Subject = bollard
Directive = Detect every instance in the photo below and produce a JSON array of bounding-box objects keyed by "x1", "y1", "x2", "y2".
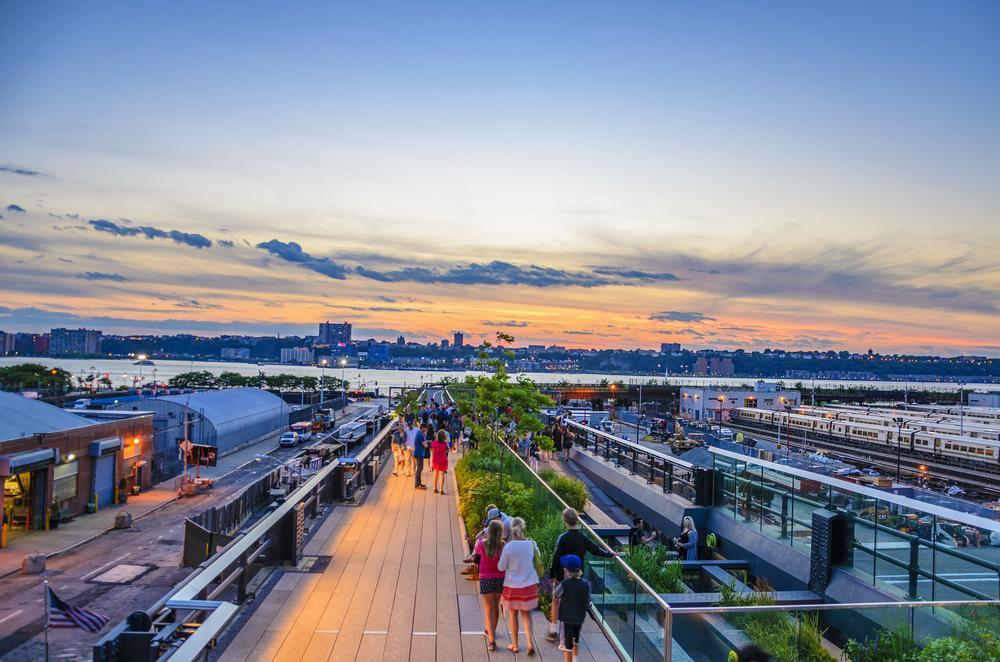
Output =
[{"x1": 23, "y1": 552, "x2": 46, "y2": 575}]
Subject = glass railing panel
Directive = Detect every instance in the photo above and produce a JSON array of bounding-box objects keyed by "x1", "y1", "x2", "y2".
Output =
[
  {"x1": 932, "y1": 514, "x2": 1000, "y2": 601},
  {"x1": 667, "y1": 601, "x2": 1000, "y2": 662}
]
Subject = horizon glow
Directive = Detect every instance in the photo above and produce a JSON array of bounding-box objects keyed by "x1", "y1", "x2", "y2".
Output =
[{"x1": 1, "y1": 2, "x2": 998, "y2": 356}]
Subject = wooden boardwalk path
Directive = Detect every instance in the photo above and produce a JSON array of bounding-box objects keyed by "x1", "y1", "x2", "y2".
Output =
[{"x1": 219, "y1": 461, "x2": 618, "y2": 662}]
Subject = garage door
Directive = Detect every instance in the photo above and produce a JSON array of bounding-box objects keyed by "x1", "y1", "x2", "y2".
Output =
[{"x1": 94, "y1": 454, "x2": 115, "y2": 509}]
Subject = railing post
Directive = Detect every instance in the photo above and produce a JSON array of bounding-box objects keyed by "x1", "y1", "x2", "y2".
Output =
[
  {"x1": 666, "y1": 463, "x2": 674, "y2": 494},
  {"x1": 663, "y1": 604, "x2": 672, "y2": 662},
  {"x1": 236, "y1": 552, "x2": 248, "y2": 603},
  {"x1": 781, "y1": 493, "x2": 790, "y2": 538},
  {"x1": 908, "y1": 538, "x2": 920, "y2": 599},
  {"x1": 630, "y1": 447, "x2": 636, "y2": 475},
  {"x1": 647, "y1": 456, "x2": 656, "y2": 485}
]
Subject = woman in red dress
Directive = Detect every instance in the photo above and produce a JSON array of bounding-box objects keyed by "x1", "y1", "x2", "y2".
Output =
[{"x1": 430, "y1": 429, "x2": 450, "y2": 494}]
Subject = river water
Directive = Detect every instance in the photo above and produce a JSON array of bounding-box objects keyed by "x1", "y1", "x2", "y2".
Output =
[{"x1": 0, "y1": 357, "x2": 991, "y2": 393}]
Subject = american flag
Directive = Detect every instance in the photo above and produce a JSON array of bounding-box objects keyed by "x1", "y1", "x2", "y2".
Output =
[{"x1": 45, "y1": 585, "x2": 109, "y2": 634}]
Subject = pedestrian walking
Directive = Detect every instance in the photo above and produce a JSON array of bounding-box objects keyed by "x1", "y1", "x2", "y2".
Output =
[
  {"x1": 471, "y1": 520, "x2": 505, "y2": 651},
  {"x1": 546, "y1": 508, "x2": 615, "y2": 642},
  {"x1": 497, "y1": 517, "x2": 541, "y2": 655},
  {"x1": 404, "y1": 419, "x2": 419, "y2": 476},
  {"x1": 413, "y1": 423, "x2": 429, "y2": 489},
  {"x1": 554, "y1": 554, "x2": 590, "y2": 661},
  {"x1": 431, "y1": 429, "x2": 449, "y2": 494},
  {"x1": 391, "y1": 414, "x2": 407, "y2": 476}
]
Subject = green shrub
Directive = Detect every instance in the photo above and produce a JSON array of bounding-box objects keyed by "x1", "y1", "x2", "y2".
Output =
[
  {"x1": 536, "y1": 468, "x2": 589, "y2": 512},
  {"x1": 537, "y1": 434, "x2": 556, "y2": 452},
  {"x1": 719, "y1": 580, "x2": 834, "y2": 662},
  {"x1": 618, "y1": 545, "x2": 684, "y2": 593}
]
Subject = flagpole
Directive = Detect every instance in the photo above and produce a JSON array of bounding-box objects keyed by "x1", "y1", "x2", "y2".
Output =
[{"x1": 43, "y1": 580, "x2": 50, "y2": 662}]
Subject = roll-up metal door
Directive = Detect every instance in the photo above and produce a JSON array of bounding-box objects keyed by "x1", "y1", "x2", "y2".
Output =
[{"x1": 94, "y1": 454, "x2": 115, "y2": 509}]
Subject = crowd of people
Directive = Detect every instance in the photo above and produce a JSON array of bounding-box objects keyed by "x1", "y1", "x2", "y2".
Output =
[
  {"x1": 389, "y1": 401, "x2": 468, "y2": 492},
  {"x1": 463, "y1": 505, "x2": 610, "y2": 659},
  {"x1": 390, "y1": 400, "x2": 705, "y2": 658}
]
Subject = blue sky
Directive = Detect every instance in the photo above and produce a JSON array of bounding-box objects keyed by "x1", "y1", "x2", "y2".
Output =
[{"x1": 1, "y1": 2, "x2": 998, "y2": 354}]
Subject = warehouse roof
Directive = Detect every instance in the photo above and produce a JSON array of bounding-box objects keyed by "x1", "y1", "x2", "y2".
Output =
[
  {"x1": 152, "y1": 388, "x2": 288, "y2": 424},
  {"x1": 0, "y1": 391, "x2": 93, "y2": 442}
]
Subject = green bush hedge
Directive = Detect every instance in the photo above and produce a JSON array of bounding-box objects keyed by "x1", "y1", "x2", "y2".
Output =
[{"x1": 537, "y1": 468, "x2": 589, "y2": 513}]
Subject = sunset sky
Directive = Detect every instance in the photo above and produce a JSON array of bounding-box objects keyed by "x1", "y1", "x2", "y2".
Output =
[{"x1": 1, "y1": 2, "x2": 998, "y2": 355}]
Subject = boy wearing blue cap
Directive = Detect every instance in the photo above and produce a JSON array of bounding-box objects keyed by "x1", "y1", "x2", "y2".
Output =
[{"x1": 553, "y1": 554, "x2": 590, "y2": 660}]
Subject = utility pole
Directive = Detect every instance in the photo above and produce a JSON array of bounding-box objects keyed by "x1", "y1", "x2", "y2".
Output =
[{"x1": 958, "y1": 382, "x2": 965, "y2": 435}]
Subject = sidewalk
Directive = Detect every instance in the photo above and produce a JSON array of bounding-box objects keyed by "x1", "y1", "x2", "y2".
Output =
[
  {"x1": 0, "y1": 433, "x2": 280, "y2": 578},
  {"x1": 0, "y1": 483, "x2": 178, "y2": 577}
]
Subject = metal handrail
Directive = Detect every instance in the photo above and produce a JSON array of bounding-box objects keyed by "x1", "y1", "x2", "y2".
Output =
[
  {"x1": 499, "y1": 439, "x2": 671, "y2": 611},
  {"x1": 562, "y1": 417, "x2": 695, "y2": 470},
  {"x1": 98, "y1": 409, "x2": 400, "y2": 661},
  {"x1": 709, "y1": 446, "x2": 1000, "y2": 532},
  {"x1": 668, "y1": 598, "x2": 1000, "y2": 614}
]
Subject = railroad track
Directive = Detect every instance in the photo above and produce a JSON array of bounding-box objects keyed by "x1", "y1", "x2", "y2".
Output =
[{"x1": 721, "y1": 420, "x2": 1000, "y2": 497}]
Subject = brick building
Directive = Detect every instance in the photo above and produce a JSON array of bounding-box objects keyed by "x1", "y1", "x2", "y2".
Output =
[{"x1": 0, "y1": 393, "x2": 152, "y2": 537}]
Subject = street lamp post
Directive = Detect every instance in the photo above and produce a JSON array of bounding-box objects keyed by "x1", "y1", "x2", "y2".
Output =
[
  {"x1": 635, "y1": 382, "x2": 643, "y2": 443},
  {"x1": 320, "y1": 359, "x2": 328, "y2": 405},
  {"x1": 893, "y1": 417, "x2": 905, "y2": 483},
  {"x1": 717, "y1": 396, "x2": 725, "y2": 434},
  {"x1": 137, "y1": 355, "x2": 146, "y2": 397},
  {"x1": 340, "y1": 358, "x2": 347, "y2": 403},
  {"x1": 958, "y1": 382, "x2": 965, "y2": 435}
]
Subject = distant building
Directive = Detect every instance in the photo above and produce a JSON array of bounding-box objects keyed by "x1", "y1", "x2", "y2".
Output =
[
  {"x1": 13, "y1": 333, "x2": 35, "y2": 355},
  {"x1": 679, "y1": 381, "x2": 800, "y2": 422},
  {"x1": 280, "y1": 347, "x2": 314, "y2": 364},
  {"x1": 0, "y1": 331, "x2": 13, "y2": 354},
  {"x1": 397, "y1": 335, "x2": 406, "y2": 346},
  {"x1": 527, "y1": 345, "x2": 546, "y2": 352},
  {"x1": 50, "y1": 328, "x2": 102, "y2": 356},
  {"x1": 660, "y1": 342, "x2": 681, "y2": 354},
  {"x1": 969, "y1": 392, "x2": 1000, "y2": 408},
  {"x1": 453, "y1": 332, "x2": 464, "y2": 348},
  {"x1": 318, "y1": 321, "x2": 351, "y2": 348},
  {"x1": 33, "y1": 334, "x2": 49, "y2": 355},
  {"x1": 441, "y1": 339, "x2": 449, "y2": 349},
  {"x1": 367, "y1": 344, "x2": 391, "y2": 365},
  {"x1": 111, "y1": 388, "x2": 289, "y2": 477},
  {"x1": 694, "y1": 356, "x2": 734, "y2": 376},
  {"x1": 221, "y1": 347, "x2": 251, "y2": 360}
]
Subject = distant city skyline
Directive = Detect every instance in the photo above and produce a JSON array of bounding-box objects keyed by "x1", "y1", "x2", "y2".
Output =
[{"x1": 2, "y1": 2, "x2": 998, "y2": 356}]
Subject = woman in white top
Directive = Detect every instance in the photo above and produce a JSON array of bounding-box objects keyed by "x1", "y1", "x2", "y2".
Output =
[{"x1": 497, "y1": 517, "x2": 539, "y2": 655}]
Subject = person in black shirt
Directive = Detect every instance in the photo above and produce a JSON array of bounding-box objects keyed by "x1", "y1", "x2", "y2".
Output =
[
  {"x1": 546, "y1": 507, "x2": 615, "y2": 641},
  {"x1": 628, "y1": 516, "x2": 658, "y2": 547}
]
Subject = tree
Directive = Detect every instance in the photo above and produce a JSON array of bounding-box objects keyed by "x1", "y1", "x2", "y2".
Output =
[
  {"x1": 216, "y1": 371, "x2": 250, "y2": 388},
  {"x1": 98, "y1": 375, "x2": 112, "y2": 391},
  {"x1": 299, "y1": 376, "x2": 319, "y2": 392},
  {"x1": 0, "y1": 364, "x2": 72, "y2": 392},
  {"x1": 451, "y1": 332, "x2": 554, "y2": 443},
  {"x1": 168, "y1": 371, "x2": 216, "y2": 389},
  {"x1": 319, "y1": 375, "x2": 347, "y2": 393}
]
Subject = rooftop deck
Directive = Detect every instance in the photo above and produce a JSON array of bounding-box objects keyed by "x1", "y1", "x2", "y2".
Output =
[{"x1": 218, "y1": 463, "x2": 617, "y2": 662}]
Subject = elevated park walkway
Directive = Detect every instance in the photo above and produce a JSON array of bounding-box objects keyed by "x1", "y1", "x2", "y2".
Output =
[{"x1": 91, "y1": 394, "x2": 999, "y2": 662}]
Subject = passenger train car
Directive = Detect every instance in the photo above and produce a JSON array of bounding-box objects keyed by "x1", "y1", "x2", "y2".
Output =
[{"x1": 730, "y1": 407, "x2": 1000, "y2": 467}]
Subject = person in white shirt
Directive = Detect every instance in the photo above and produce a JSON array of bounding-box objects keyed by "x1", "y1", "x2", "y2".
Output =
[
  {"x1": 403, "y1": 420, "x2": 419, "y2": 476},
  {"x1": 497, "y1": 517, "x2": 540, "y2": 655}
]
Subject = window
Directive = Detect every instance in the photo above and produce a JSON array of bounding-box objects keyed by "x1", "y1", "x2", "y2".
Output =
[{"x1": 53, "y1": 460, "x2": 79, "y2": 503}]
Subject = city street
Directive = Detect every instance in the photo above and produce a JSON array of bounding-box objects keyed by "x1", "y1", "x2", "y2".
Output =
[{"x1": 0, "y1": 401, "x2": 382, "y2": 661}]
